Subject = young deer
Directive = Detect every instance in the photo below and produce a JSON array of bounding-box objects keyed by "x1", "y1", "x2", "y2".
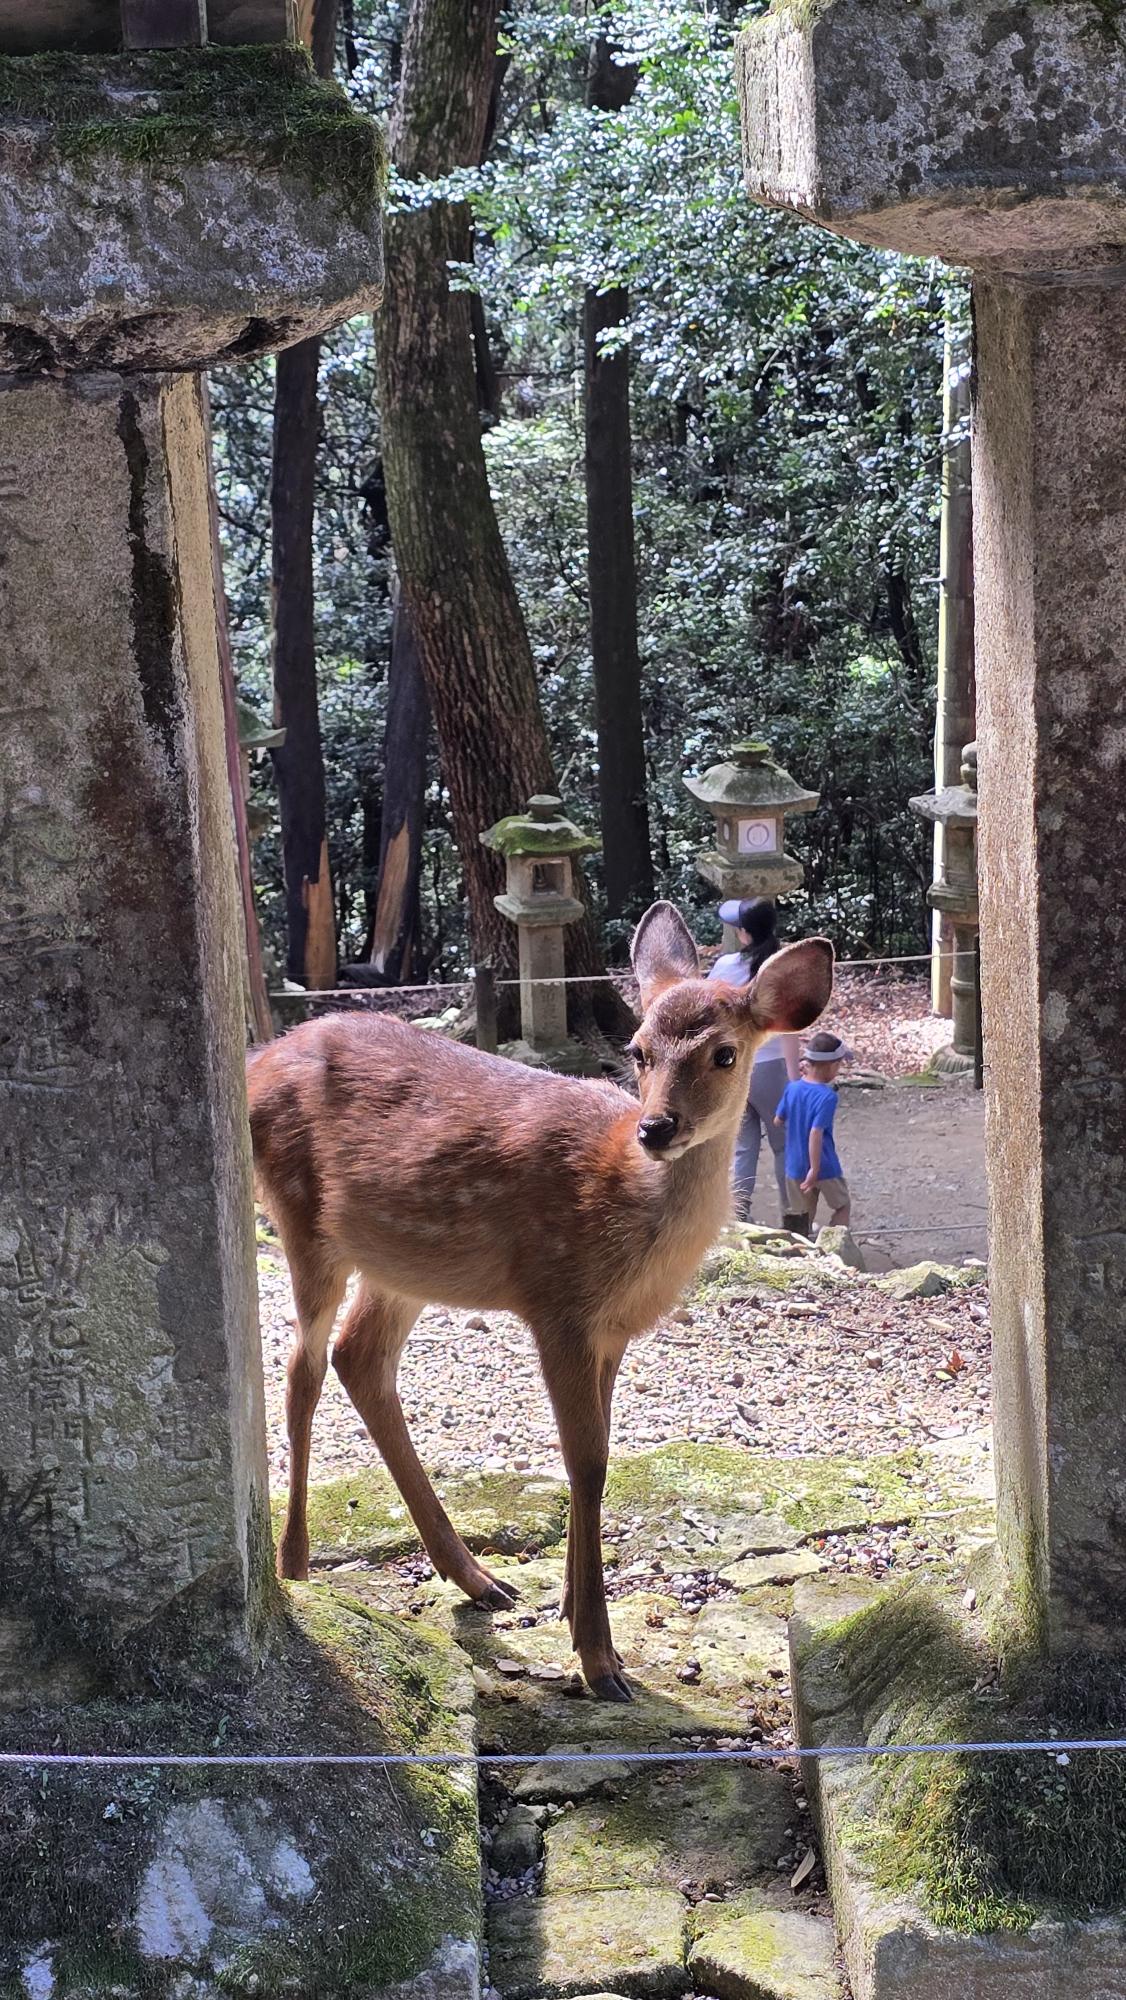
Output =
[{"x1": 248, "y1": 903, "x2": 832, "y2": 1700}]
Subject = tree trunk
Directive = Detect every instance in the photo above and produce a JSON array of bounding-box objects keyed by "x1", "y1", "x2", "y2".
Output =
[
  {"x1": 377, "y1": 0, "x2": 630, "y2": 1034},
  {"x1": 584, "y1": 33, "x2": 653, "y2": 927},
  {"x1": 369, "y1": 590, "x2": 429, "y2": 981},
  {"x1": 268, "y1": 0, "x2": 339, "y2": 989}
]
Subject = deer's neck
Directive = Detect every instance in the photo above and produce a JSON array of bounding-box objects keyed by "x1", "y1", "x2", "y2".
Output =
[{"x1": 600, "y1": 1119, "x2": 739, "y2": 1340}]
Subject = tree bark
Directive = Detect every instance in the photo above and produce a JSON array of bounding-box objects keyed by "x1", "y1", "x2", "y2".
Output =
[
  {"x1": 377, "y1": 0, "x2": 630, "y2": 1032},
  {"x1": 584, "y1": 33, "x2": 653, "y2": 927},
  {"x1": 369, "y1": 590, "x2": 429, "y2": 981},
  {"x1": 268, "y1": 0, "x2": 339, "y2": 989}
]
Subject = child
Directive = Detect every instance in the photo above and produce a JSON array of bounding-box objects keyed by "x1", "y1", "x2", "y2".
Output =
[{"x1": 774, "y1": 1030, "x2": 853, "y2": 1232}]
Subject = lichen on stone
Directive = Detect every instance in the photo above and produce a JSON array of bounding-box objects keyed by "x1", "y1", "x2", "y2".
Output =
[
  {"x1": 804, "y1": 1577, "x2": 1126, "y2": 1932},
  {"x1": 0, "y1": 45, "x2": 385, "y2": 217}
]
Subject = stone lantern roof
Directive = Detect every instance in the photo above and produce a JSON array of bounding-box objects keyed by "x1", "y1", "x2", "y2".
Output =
[
  {"x1": 236, "y1": 696, "x2": 285, "y2": 753},
  {"x1": 684, "y1": 740, "x2": 819, "y2": 816},
  {"x1": 480, "y1": 794, "x2": 599, "y2": 860}
]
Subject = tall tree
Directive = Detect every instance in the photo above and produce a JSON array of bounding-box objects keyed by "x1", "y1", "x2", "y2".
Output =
[
  {"x1": 584, "y1": 32, "x2": 653, "y2": 926},
  {"x1": 377, "y1": 0, "x2": 628, "y2": 1028},
  {"x1": 269, "y1": 0, "x2": 340, "y2": 988},
  {"x1": 368, "y1": 588, "x2": 429, "y2": 981}
]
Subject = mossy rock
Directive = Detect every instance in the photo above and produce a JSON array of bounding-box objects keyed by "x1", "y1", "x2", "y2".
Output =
[
  {"x1": 687, "y1": 1897, "x2": 840, "y2": 1999},
  {"x1": 488, "y1": 1886, "x2": 688, "y2": 1998},
  {"x1": 291, "y1": 1467, "x2": 569, "y2": 1567},
  {"x1": 543, "y1": 1763, "x2": 795, "y2": 1895},
  {"x1": 0, "y1": 46, "x2": 384, "y2": 213},
  {"x1": 792, "y1": 1571, "x2": 1126, "y2": 1934},
  {"x1": 0, "y1": 1584, "x2": 480, "y2": 1996},
  {"x1": 605, "y1": 1443, "x2": 930, "y2": 1550}
]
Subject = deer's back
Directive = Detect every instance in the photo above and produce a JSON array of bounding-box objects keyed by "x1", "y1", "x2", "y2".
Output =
[{"x1": 247, "y1": 1011, "x2": 649, "y2": 1320}]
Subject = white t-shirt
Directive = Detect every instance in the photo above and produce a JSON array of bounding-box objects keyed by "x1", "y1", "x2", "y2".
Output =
[{"x1": 707, "y1": 950, "x2": 787, "y2": 1066}]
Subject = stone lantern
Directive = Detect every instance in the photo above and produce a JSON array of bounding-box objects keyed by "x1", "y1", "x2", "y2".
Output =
[
  {"x1": 910, "y1": 742, "x2": 978, "y2": 1071},
  {"x1": 480, "y1": 795, "x2": 598, "y2": 1054},
  {"x1": 235, "y1": 695, "x2": 285, "y2": 839},
  {"x1": 684, "y1": 740, "x2": 819, "y2": 947}
]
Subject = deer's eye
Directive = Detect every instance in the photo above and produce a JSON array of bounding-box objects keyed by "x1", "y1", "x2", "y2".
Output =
[
  {"x1": 714, "y1": 1045, "x2": 738, "y2": 1069},
  {"x1": 627, "y1": 1043, "x2": 645, "y2": 1067}
]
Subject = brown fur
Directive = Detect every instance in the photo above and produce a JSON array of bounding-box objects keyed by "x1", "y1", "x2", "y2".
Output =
[{"x1": 248, "y1": 902, "x2": 833, "y2": 1699}]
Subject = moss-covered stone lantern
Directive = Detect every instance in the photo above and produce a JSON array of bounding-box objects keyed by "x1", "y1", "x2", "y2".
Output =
[
  {"x1": 480, "y1": 795, "x2": 598, "y2": 1053},
  {"x1": 235, "y1": 695, "x2": 285, "y2": 839},
  {"x1": 684, "y1": 740, "x2": 819, "y2": 946}
]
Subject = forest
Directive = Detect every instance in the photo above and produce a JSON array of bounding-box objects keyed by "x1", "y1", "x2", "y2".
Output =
[{"x1": 210, "y1": 0, "x2": 968, "y2": 995}]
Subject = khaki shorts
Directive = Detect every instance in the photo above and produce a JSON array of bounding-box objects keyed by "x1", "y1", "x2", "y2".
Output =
[{"x1": 785, "y1": 1175, "x2": 849, "y2": 1217}]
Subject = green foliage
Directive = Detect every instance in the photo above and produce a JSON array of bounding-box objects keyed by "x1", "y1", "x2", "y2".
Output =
[{"x1": 212, "y1": 0, "x2": 964, "y2": 976}]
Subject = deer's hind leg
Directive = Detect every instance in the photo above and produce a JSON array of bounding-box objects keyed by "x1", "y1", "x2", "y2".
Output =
[
  {"x1": 276, "y1": 1239, "x2": 349, "y2": 1582},
  {"x1": 333, "y1": 1278, "x2": 518, "y2": 1609}
]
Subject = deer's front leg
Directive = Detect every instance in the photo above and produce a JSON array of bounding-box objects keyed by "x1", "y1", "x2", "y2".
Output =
[{"x1": 541, "y1": 1337, "x2": 630, "y2": 1702}]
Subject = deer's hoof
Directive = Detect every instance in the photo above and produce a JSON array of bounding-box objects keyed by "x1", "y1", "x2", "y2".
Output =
[
  {"x1": 588, "y1": 1669, "x2": 633, "y2": 1703},
  {"x1": 472, "y1": 1572, "x2": 520, "y2": 1611},
  {"x1": 277, "y1": 1538, "x2": 310, "y2": 1582}
]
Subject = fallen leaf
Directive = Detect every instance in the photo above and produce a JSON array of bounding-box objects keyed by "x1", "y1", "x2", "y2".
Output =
[{"x1": 790, "y1": 1849, "x2": 816, "y2": 1891}]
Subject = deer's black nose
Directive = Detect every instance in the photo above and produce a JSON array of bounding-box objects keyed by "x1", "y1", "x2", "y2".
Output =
[{"x1": 637, "y1": 1113, "x2": 680, "y2": 1152}]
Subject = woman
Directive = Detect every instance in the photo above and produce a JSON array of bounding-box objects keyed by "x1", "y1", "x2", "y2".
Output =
[{"x1": 707, "y1": 897, "x2": 801, "y2": 1222}]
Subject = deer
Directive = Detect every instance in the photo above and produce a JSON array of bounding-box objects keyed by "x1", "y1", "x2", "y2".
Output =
[{"x1": 247, "y1": 902, "x2": 833, "y2": 1701}]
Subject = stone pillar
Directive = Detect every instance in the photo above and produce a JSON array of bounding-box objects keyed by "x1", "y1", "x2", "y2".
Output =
[
  {"x1": 739, "y1": 0, "x2": 1126, "y2": 1653},
  {"x1": 0, "y1": 48, "x2": 383, "y2": 1661},
  {"x1": 0, "y1": 375, "x2": 270, "y2": 1647}
]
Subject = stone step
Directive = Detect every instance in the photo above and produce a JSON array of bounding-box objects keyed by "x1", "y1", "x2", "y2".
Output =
[{"x1": 689, "y1": 1895, "x2": 842, "y2": 2000}]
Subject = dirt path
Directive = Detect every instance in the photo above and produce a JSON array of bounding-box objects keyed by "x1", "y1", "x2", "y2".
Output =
[{"x1": 745, "y1": 1077, "x2": 987, "y2": 1271}]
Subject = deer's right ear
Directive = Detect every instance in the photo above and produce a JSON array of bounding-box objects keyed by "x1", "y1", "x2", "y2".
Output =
[{"x1": 631, "y1": 902, "x2": 700, "y2": 1011}]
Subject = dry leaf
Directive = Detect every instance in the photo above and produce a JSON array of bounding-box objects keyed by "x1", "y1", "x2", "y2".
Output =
[{"x1": 790, "y1": 1849, "x2": 816, "y2": 1892}]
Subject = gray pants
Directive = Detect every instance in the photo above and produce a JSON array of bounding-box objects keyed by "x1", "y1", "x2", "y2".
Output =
[{"x1": 733, "y1": 1057, "x2": 789, "y2": 1217}]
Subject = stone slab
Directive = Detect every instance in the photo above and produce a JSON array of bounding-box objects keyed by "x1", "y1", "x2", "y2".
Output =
[
  {"x1": 737, "y1": 0, "x2": 1126, "y2": 272},
  {"x1": 0, "y1": 372, "x2": 269, "y2": 1650},
  {"x1": 789, "y1": 1578, "x2": 1126, "y2": 1999},
  {"x1": 488, "y1": 1887, "x2": 688, "y2": 1999},
  {"x1": 542, "y1": 1764, "x2": 795, "y2": 1895},
  {"x1": 0, "y1": 47, "x2": 383, "y2": 371},
  {"x1": 688, "y1": 1899, "x2": 841, "y2": 2000}
]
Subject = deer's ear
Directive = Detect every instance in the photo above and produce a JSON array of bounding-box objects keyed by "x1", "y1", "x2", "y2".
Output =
[
  {"x1": 745, "y1": 938, "x2": 834, "y2": 1032},
  {"x1": 631, "y1": 902, "x2": 700, "y2": 1011}
]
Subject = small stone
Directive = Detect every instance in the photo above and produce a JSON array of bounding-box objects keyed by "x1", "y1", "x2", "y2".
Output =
[
  {"x1": 816, "y1": 1226, "x2": 865, "y2": 1271},
  {"x1": 467, "y1": 1314, "x2": 490, "y2": 1332},
  {"x1": 874, "y1": 1262, "x2": 954, "y2": 1301}
]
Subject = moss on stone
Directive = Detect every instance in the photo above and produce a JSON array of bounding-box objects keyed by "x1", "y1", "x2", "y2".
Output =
[
  {"x1": 0, "y1": 1583, "x2": 479, "y2": 1994},
  {"x1": 293, "y1": 1466, "x2": 569, "y2": 1565},
  {"x1": 807, "y1": 1579, "x2": 1126, "y2": 1932},
  {"x1": 0, "y1": 46, "x2": 385, "y2": 216},
  {"x1": 605, "y1": 1442, "x2": 927, "y2": 1540}
]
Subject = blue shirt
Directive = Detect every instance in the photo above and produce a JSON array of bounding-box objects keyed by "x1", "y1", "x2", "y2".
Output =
[{"x1": 776, "y1": 1080, "x2": 843, "y2": 1182}]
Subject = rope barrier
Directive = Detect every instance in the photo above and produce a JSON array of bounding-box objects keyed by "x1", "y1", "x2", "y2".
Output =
[
  {"x1": 0, "y1": 1737, "x2": 1106, "y2": 1771},
  {"x1": 268, "y1": 955, "x2": 937, "y2": 1003}
]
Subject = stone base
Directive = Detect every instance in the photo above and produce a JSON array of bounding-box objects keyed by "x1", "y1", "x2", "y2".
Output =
[
  {"x1": 927, "y1": 1044, "x2": 976, "y2": 1078},
  {"x1": 0, "y1": 1584, "x2": 481, "y2": 1999},
  {"x1": 790, "y1": 1573, "x2": 1126, "y2": 2000}
]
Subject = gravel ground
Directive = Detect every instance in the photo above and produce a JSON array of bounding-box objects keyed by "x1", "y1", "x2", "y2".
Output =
[{"x1": 258, "y1": 1255, "x2": 991, "y2": 1493}]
